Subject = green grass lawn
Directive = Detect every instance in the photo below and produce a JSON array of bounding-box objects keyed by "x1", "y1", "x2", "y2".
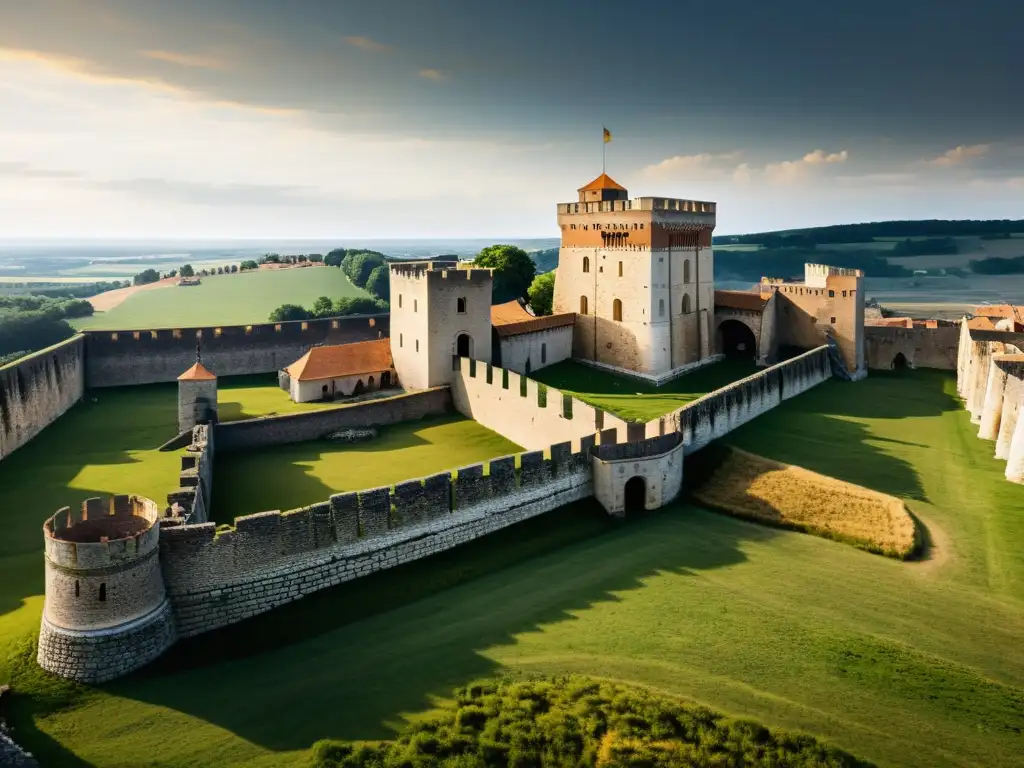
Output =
[
  {"x1": 213, "y1": 413, "x2": 524, "y2": 522},
  {"x1": 216, "y1": 374, "x2": 365, "y2": 422},
  {"x1": 531, "y1": 358, "x2": 758, "y2": 421},
  {"x1": 72, "y1": 268, "x2": 368, "y2": 331},
  {"x1": 4, "y1": 371, "x2": 1024, "y2": 768}
]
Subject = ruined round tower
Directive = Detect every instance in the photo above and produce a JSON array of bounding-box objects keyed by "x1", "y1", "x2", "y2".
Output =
[{"x1": 37, "y1": 495, "x2": 176, "y2": 683}]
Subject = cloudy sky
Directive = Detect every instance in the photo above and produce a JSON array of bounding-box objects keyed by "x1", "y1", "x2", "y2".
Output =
[{"x1": 1, "y1": 0, "x2": 1021, "y2": 238}]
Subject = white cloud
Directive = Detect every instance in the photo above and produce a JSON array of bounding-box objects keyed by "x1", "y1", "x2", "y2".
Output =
[
  {"x1": 139, "y1": 49, "x2": 227, "y2": 70},
  {"x1": 641, "y1": 151, "x2": 742, "y2": 179},
  {"x1": 967, "y1": 176, "x2": 1024, "y2": 190},
  {"x1": 343, "y1": 36, "x2": 393, "y2": 54},
  {"x1": 927, "y1": 144, "x2": 990, "y2": 167},
  {"x1": 417, "y1": 68, "x2": 447, "y2": 81},
  {"x1": 763, "y1": 149, "x2": 848, "y2": 183}
]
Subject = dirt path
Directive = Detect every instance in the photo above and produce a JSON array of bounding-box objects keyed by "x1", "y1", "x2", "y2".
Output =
[
  {"x1": 906, "y1": 511, "x2": 952, "y2": 576},
  {"x1": 86, "y1": 277, "x2": 177, "y2": 312}
]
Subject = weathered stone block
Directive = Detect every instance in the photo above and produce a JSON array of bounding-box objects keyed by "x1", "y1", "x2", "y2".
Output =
[
  {"x1": 329, "y1": 492, "x2": 359, "y2": 543},
  {"x1": 358, "y1": 487, "x2": 391, "y2": 537},
  {"x1": 488, "y1": 456, "x2": 516, "y2": 495},
  {"x1": 454, "y1": 464, "x2": 487, "y2": 509}
]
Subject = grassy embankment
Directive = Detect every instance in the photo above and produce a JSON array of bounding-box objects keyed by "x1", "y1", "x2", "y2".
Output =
[
  {"x1": 531, "y1": 358, "x2": 757, "y2": 422},
  {"x1": 71, "y1": 267, "x2": 368, "y2": 331},
  {"x1": 2, "y1": 370, "x2": 1023, "y2": 768},
  {"x1": 689, "y1": 445, "x2": 917, "y2": 558}
]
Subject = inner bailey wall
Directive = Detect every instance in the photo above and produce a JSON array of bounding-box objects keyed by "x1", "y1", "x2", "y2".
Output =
[
  {"x1": 83, "y1": 314, "x2": 389, "y2": 388},
  {"x1": 0, "y1": 336, "x2": 84, "y2": 461},
  {"x1": 166, "y1": 425, "x2": 214, "y2": 523},
  {"x1": 451, "y1": 357, "x2": 632, "y2": 451},
  {"x1": 214, "y1": 387, "x2": 451, "y2": 452},
  {"x1": 159, "y1": 443, "x2": 592, "y2": 637},
  {"x1": 864, "y1": 325, "x2": 959, "y2": 370},
  {"x1": 650, "y1": 345, "x2": 832, "y2": 454}
]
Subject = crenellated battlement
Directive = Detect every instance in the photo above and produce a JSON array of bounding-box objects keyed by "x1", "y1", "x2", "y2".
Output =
[
  {"x1": 557, "y1": 197, "x2": 716, "y2": 216},
  {"x1": 43, "y1": 495, "x2": 161, "y2": 570},
  {"x1": 389, "y1": 261, "x2": 493, "y2": 284}
]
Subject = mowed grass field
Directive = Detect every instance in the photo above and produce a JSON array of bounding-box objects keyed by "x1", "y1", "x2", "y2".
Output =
[
  {"x1": 531, "y1": 358, "x2": 757, "y2": 421},
  {"x1": 2, "y1": 371, "x2": 1023, "y2": 768},
  {"x1": 72, "y1": 267, "x2": 368, "y2": 331},
  {"x1": 213, "y1": 413, "x2": 524, "y2": 522}
]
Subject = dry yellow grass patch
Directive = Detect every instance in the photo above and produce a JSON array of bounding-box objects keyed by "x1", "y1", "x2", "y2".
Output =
[{"x1": 693, "y1": 447, "x2": 918, "y2": 558}]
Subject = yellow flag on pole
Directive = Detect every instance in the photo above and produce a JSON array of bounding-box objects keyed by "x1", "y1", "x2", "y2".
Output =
[{"x1": 603, "y1": 126, "x2": 612, "y2": 143}]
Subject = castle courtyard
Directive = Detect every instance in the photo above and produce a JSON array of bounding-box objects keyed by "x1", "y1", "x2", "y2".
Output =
[{"x1": 3, "y1": 369, "x2": 1022, "y2": 767}]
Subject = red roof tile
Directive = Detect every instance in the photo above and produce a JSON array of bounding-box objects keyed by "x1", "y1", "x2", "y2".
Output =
[
  {"x1": 494, "y1": 313, "x2": 576, "y2": 339},
  {"x1": 578, "y1": 173, "x2": 626, "y2": 192},
  {"x1": 490, "y1": 300, "x2": 535, "y2": 326},
  {"x1": 178, "y1": 362, "x2": 217, "y2": 381},
  {"x1": 286, "y1": 339, "x2": 393, "y2": 382}
]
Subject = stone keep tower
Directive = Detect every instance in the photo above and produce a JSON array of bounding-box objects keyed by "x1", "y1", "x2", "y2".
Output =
[
  {"x1": 552, "y1": 174, "x2": 717, "y2": 377},
  {"x1": 37, "y1": 495, "x2": 176, "y2": 683},
  {"x1": 389, "y1": 262, "x2": 494, "y2": 390},
  {"x1": 177, "y1": 345, "x2": 217, "y2": 433}
]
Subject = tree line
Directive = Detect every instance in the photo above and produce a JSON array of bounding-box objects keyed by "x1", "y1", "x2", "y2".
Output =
[
  {"x1": 717, "y1": 219, "x2": 1024, "y2": 246},
  {"x1": 0, "y1": 294, "x2": 99, "y2": 365}
]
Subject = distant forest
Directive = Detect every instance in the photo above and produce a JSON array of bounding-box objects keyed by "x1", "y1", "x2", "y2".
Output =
[
  {"x1": 714, "y1": 248, "x2": 910, "y2": 281},
  {"x1": 715, "y1": 218, "x2": 1024, "y2": 246}
]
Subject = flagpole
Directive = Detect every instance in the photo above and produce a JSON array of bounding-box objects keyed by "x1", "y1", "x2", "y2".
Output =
[{"x1": 602, "y1": 128, "x2": 606, "y2": 175}]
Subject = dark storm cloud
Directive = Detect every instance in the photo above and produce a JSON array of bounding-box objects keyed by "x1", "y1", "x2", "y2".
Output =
[{"x1": 2, "y1": 0, "x2": 1021, "y2": 149}]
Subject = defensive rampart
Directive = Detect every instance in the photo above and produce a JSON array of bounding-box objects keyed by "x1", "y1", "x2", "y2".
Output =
[
  {"x1": 451, "y1": 357, "x2": 634, "y2": 451},
  {"x1": 0, "y1": 336, "x2": 85, "y2": 461},
  {"x1": 650, "y1": 345, "x2": 832, "y2": 453},
  {"x1": 159, "y1": 441, "x2": 593, "y2": 637},
  {"x1": 214, "y1": 388, "x2": 451, "y2": 452},
  {"x1": 83, "y1": 314, "x2": 389, "y2": 388},
  {"x1": 166, "y1": 425, "x2": 214, "y2": 523},
  {"x1": 865, "y1": 325, "x2": 959, "y2": 370}
]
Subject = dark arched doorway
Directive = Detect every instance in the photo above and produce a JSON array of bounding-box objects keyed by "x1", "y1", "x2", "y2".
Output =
[
  {"x1": 352, "y1": 379, "x2": 365, "y2": 396},
  {"x1": 717, "y1": 320, "x2": 757, "y2": 359},
  {"x1": 624, "y1": 476, "x2": 646, "y2": 514},
  {"x1": 891, "y1": 352, "x2": 909, "y2": 371},
  {"x1": 456, "y1": 333, "x2": 472, "y2": 358}
]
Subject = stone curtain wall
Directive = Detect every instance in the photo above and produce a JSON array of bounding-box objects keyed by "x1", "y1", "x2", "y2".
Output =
[
  {"x1": 956, "y1": 322, "x2": 1024, "y2": 483},
  {"x1": 166, "y1": 425, "x2": 214, "y2": 523},
  {"x1": 83, "y1": 314, "x2": 389, "y2": 388},
  {"x1": 0, "y1": 728, "x2": 39, "y2": 767},
  {"x1": 648, "y1": 345, "x2": 832, "y2": 454},
  {"x1": 451, "y1": 357, "x2": 632, "y2": 451},
  {"x1": 0, "y1": 336, "x2": 85, "y2": 461},
  {"x1": 159, "y1": 442, "x2": 593, "y2": 637},
  {"x1": 864, "y1": 326, "x2": 959, "y2": 370},
  {"x1": 214, "y1": 388, "x2": 451, "y2": 452},
  {"x1": 592, "y1": 432, "x2": 686, "y2": 515}
]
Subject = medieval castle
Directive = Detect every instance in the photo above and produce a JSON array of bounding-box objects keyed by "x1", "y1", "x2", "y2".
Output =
[{"x1": 0, "y1": 173, "x2": 1005, "y2": 687}]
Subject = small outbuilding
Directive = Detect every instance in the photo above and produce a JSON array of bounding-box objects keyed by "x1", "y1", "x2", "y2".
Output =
[{"x1": 283, "y1": 338, "x2": 396, "y2": 403}]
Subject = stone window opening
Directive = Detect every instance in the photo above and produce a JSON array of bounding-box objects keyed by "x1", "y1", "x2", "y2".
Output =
[
  {"x1": 99, "y1": 583, "x2": 106, "y2": 602},
  {"x1": 75, "y1": 580, "x2": 80, "y2": 598},
  {"x1": 416, "y1": 339, "x2": 420, "y2": 352},
  {"x1": 613, "y1": 298, "x2": 623, "y2": 322},
  {"x1": 457, "y1": 297, "x2": 467, "y2": 314},
  {"x1": 583, "y1": 256, "x2": 590, "y2": 273},
  {"x1": 829, "y1": 290, "x2": 835, "y2": 298},
  {"x1": 398, "y1": 294, "x2": 402, "y2": 308},
  {"x1": 842, "y1": 290, "x2": 847, "y2": 298},
  {"x1": 618, "y1": 261, "x2": 623, "y2": 277},
  {"x1": 682, "y1": 294, "x2": 691, "y2": 314},
  {"x1": 830, "y1": 317, "x2": 836, "y2": 324},
  {"x1": 659, "y1": 298, "x2": 665, "y2": 317},
  {"x1": 414, "y1": 299, "x2": 418, "y2": 312},
  {"x1": 683, "y1": 259, "x2": 691, "y2": 284},
  {"x1": 580, "y1": 296, "x2": 589, "y2": 315},
  {"x1": 541, "y1": 343, "x2": 547, "y2": 364},
  {"x1": 399, "y1": 333, "x2": 403, "y2": 347}
]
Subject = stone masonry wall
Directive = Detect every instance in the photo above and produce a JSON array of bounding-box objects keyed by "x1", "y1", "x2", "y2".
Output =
[
  {"x1": 214, "y1": 387, "x2": 451, "y2": 452},
  {"x1": 451, "y1": 357, "x2": 631, "y2": 451},
  {"x1": 647, "y1": 345, "x2": 832, "y2": 453},
  {"x1": 0, "y1": 336, "x2": 85, "y2": 461},
  {"x1": 159, "y1": 443, "x2": 592, "y2": 637},
  {"x1": 0, "y1": 728, "x2": 39, "y2": 767},
  {"x1": 83, "y1": 314, "x2": 389, "y2": 388},
  {"x1": 864, "y1": 325, "x2": 959, "y2": 370},
  {"x1": 166, "y1": 424, "x2": 214, "y2": 523}
]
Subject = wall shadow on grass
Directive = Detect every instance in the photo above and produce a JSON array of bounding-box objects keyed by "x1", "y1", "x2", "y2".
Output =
[{"x1": 94, "y1": 499, "x2": 777, "y2": 756}]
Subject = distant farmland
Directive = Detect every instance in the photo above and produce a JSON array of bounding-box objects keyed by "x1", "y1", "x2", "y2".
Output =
[{"x1": 73, "y1": 267, "x2": 368, "y2": 330}]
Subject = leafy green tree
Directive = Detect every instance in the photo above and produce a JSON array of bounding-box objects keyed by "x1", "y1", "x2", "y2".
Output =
[
  {"x1": 308, "y1": 253, "x2": 324, "y2": 263},
  {"x1": 324, "y1": 249, "x2": 347, "y2": 268},
  {"x1": 346, "y1": 253, "x2": 387, "y2": 287},
  {"x1": 0, "y1": 313, "x2": 75, "y2": 358},
  {"x1": 333, "y1": 297, "x2": 388, "y2": 316},
  {"x1": 61, "y1": 299, "x2": 94, "y2": 318},
  {"x1": 473, "y1": 244, "x2": 536, "y2": 303},
  {"x1": 179, "y1": 264, "x2": 195, "y2": 277},
  {"x1": 268, "y1": 304, "x2": 310, "y2": 322},
  {"x1": 229, "y1": 264, "x2": 238, "y2": 274},
  {"x1": 312, "y1": 296, "x2": 335, "y2": 318},
  {"x1": 364, "y1": 264, "x2": 390, "y2": 302},
  {"x1": 240, "y1": 260, "x2": 259, "y2": 271},
  {"x1": 132, "y1": 268, "x2": 160, "y2": 286},
  {"x1": 527, "y1": 271, "x2": 556, "y2": 315}
]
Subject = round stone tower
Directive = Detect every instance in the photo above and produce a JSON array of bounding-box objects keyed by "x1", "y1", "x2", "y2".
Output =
[{"x1": 37, "y1": 495, "x2": 176, "y2": 683}]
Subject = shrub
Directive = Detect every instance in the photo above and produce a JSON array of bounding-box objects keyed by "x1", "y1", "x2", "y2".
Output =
[
  {"x1": 527, "y1": 271, "x2": 556, "y2": 315},
  {"x1": 365, "y1": 264, "x2": 390, "y2": 302},
  {"x1": 268, "y1": 304, "x2": 311, "y2": 322},
  {"x1": 334, "y1": 297, "x2": 388, "y2": 316},
  {"x1": 307, "y1": 676, "x2": 874, "y2": 768}
]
